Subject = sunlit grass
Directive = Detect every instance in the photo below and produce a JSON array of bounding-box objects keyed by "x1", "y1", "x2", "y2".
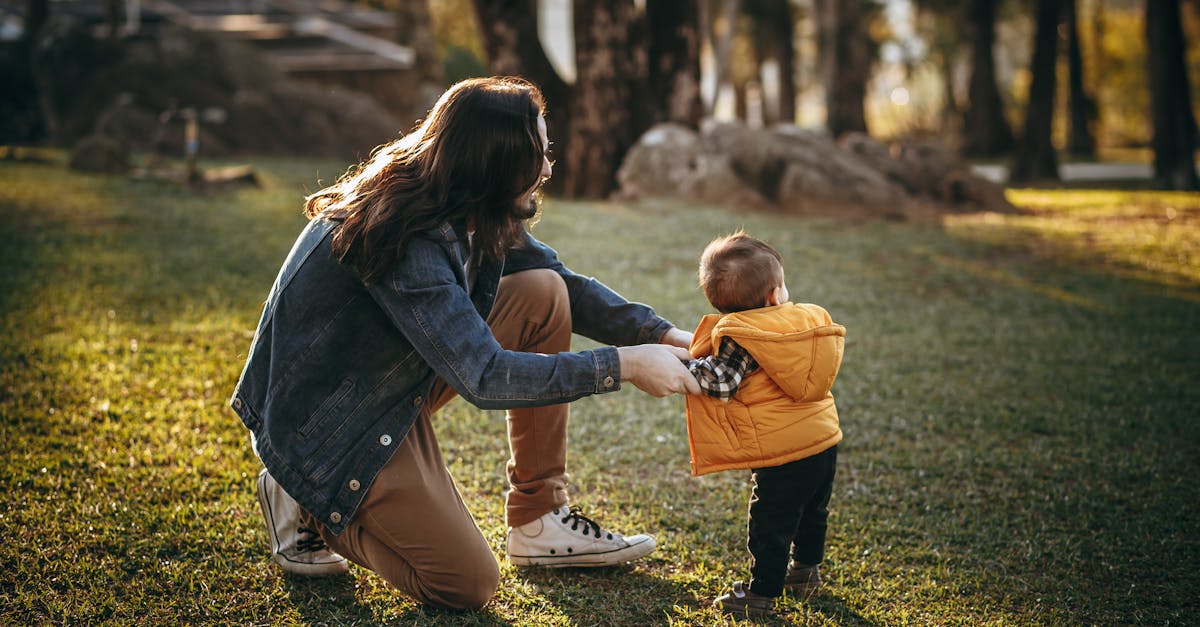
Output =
[
  {"x1": 1, "y1": 156, "x2": 1197, "y2": 625},
  {"x1": 945, "y1": 189, "x2": 1200, "y2": 297}
]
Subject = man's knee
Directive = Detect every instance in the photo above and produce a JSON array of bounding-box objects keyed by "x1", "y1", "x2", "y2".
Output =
[
  {"x1": 421, "y1": 557, "x2": 500, "y2": 610},
  {"x1": 503, "y1": 268, "x2": 567, "y2": 306},
  {"x1": 494, "y1": 270, "x2": 571, "y2": 344},
  {"x1": 458, "y1": 558, "x2": 501, "y2": 609}
]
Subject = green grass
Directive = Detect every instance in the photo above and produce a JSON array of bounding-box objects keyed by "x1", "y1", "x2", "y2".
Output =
[{"x1": 1, "y1": 154, "x2": 1197, "y2": 625}]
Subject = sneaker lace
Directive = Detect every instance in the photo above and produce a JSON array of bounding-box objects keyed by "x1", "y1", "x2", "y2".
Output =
[
  {"x1": 560, "y1": 506, "x2": 609, "y2": 539},
  {"x1": 296, "y1": 527, "x2": 329, "y2": 553}
]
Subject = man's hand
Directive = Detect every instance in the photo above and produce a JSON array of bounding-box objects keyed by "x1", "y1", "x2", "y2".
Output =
[
  {"x1": 617, "y1": 344, "x2": 702, "y2": 397},
  {"x1": 659, "y1": 327, "x2": 694, "y2": 350}
]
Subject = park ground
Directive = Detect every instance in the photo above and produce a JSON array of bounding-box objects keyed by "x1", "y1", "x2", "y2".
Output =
[{"x1": 0, "y1": 154, "x2": 1197, "y2": 625}]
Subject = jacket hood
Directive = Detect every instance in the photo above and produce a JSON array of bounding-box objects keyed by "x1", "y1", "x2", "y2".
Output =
[{"x1": 691, "y1": 302, "x2": 845, "y2": 402}]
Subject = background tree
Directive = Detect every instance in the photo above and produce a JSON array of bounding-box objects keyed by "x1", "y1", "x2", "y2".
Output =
[
  {"x1": 104, "y1": 0, "x2": 122, "y2": 39},
  {"x1": 962, "y1": 0, "x2": 1014, "y2": 157},
  {"x1": 647, "y1": 0, "x2": 703, "y2": 127},
  {"x1": 742, "y1": 0, "x2": 797, "y2": 125},
  {"x1": 706, "y1": 0, "x2": 742, "y2": 117},
  {"x1": 1063, "y1": 0, "x2": 1096, "y2": 157},
  {"x1": 395, "y1": 0, "x2": 442, "y2": 86},
  {"x1": 0, "y1": 0, "x2": 50, "y2": 142},
  {"x1": 471, "y1": 0, "x2": 572, "y2": 191},
  {"x1": 23, "y1": 0, "x2": 49, "y2": 52},
  {"x1": 564, "y1": 1, "x2": 649, "y2": 198},
  {"x1": 816, "y1": 0, "x2": 871, "y2": 137},
  {"x1": 1010, "y1": 0, "x2": 1061, "y2": 183},
  {"x1": 472, "y1": 1, "x2": 706, "y2": 198},
  {"x1": 1145, "y1": 0, "x2": 1199, "y2": 190},
  {"x1": 913, "y1": 0, "x2": 964, "y2": 131}
]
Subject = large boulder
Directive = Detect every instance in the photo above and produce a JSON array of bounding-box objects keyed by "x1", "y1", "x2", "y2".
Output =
[
  {"x1": 617, "y1": 120, "x2": 1019, "y2": 215},
  {"x1": 839, "y1": 132, "x2": 925, "y2": 195},
  {"x1": 618, "y1": 121, "x2": 909, "y2": 214},
  {"x1": 615, "y1": 123, "x2": 702, "y2": 198},
  {"x1": 767, "y1": 126, "x2": 909, "y2": 210},
  {"x1": 896, "y1": 140, "x2": 1017, "y2": 212}
]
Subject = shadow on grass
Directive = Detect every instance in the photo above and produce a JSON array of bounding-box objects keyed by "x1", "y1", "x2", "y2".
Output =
[
  {"x1": 799, "y1": 593, "x2": 881, "y2": 626},
  {"x1": 513, "y1": 565, "x2": 693, "y2": 625},
  {"x1": 284, "y1": 571, "x2": 517, "y2": 626},
  {"x1": 282, "y1": 573, "x2": 378, "y2": 625}
]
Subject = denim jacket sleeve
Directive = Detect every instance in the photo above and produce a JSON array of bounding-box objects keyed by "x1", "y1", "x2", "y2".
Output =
[
  {"x1": 365, "y1": 232, "x2": 622, "y2": 409},
  {"x1": 503, "y1": 231, "x2": 675, "y2": 347}
]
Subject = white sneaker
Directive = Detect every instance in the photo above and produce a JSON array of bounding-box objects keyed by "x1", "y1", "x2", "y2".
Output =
[
  {"x1": 256, "y1": 469, "x2": 350, "y2": 576},
  {"x1": 507, "y1": 506, "x2": 656, "y2": 568}
]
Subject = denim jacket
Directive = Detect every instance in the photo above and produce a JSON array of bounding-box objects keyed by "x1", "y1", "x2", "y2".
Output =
[{"x1": 230, "y1": 218, "x2": 673, "y2": 535}]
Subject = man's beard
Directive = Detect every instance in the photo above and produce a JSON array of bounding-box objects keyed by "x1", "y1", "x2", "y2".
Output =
[{"x1": 512, "y1": 191, "x2": 541, "y2": 221}]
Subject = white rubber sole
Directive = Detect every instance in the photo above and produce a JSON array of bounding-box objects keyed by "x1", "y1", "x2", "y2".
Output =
[
  {"x1": 507, "y1": 536, "x2": 656, "y2": 568},
  {"x1": 256, "y1": 469, "x2": 349, "y2": 576}
]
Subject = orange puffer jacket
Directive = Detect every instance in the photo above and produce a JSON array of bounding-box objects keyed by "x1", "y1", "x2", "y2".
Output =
[{"x1": 685, "y1": 302, "x2": 845, "y2": 476}]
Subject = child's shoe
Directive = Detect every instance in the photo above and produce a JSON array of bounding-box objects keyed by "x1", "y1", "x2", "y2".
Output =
[
  {"x1": 714, "y1": 580, "x2": 775, "y2": 616},
  {"x1": 783, "y1": 561, "x2": 823, "y2": 597}
]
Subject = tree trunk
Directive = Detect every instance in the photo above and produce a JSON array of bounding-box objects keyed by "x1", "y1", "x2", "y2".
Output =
[
  {"x1": 1010, "y1": 0, "x2": 1061, "y2": 183},
  {"x1": 922, "y1": 7, "x2": 961, "y2": 130},
  {"x1": 646, "y1": 0, "x2": 703, "y2": 127},
  {"x1": 1146, "y1": 0, "x2": 1199, "y2": 190},
  {"x1": 105, "y1": 0, "x2": 122, "y2": 39},
  {"x1": 395, "y1": 0, "x2": 442, "y2": 84},
  {"x1": 709, "y1": 0, "x2": 741, "y2": 115},
  {"x1": 817, "y1": 0, "x2": 869, "y2": 137},
  {"x1": 23, "y1": 0, "x2": 49, "y2": 53},
  {"x1": 564, "y1": 1, "x2": 648, "y2": 198},
  {"x1": 1064, "y1": 0, "x2": 1096, "y2": 157},
  {"x1": 772, "y1": 1, "x2": 797, "y2": 125},
  {"x1": 939, "y1": 45, "x2": 958, "y2": 129},
  {"x1": 747, "y1": 0, "x2": 796, "y2": 125},
  {"x1": 472, "y1": 0, "x2": 572, "y2": 192},
  {"x1": 962, "y1": 0, "x2": 1014, "y2": 157},
  {"x1": 1091, "y1": 0, "x2": 1104, "y2": 93}
]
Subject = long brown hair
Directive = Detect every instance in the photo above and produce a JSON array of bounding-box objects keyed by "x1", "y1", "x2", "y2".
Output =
[{"x1": 305, "y1": 77, "x2": 548, "y2": 283}]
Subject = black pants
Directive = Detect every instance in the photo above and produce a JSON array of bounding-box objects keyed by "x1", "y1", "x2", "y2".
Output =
[{"x1": 747, "y1": 445, "x2": 837, "y2": 598}]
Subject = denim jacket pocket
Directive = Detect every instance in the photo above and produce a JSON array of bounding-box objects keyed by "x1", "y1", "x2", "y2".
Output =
[{"x1": 298, "y1": 378, "x2": 356, "y2": 438}]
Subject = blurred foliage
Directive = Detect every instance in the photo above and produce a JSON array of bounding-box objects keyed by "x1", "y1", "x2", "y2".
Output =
[
  {"x1": 905, "y1": 1, "x2": 1200, "y2": 150},
  {"x1": 1085, "y1": 5, "x2": 1150, "y2": 147},
  {"x1": 429, "y1": 0, "x2": 487, "y2": 85},
  {"x1": 441, "y1": 42, "x2": 489, "y2": 84},
  {"x1": 355, "y1": 0, "x2": 487, "y2": 86},
  {"x1": 1060, "y1": 2, "x2": 1200, "y2": 150},
  {"x1": 354, "y1": 0, "x2": 1196, "y2": 152}
]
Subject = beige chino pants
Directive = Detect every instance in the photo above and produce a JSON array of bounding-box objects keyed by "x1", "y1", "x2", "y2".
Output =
[{"x1": 302, "y1": 269, "x2": 573, "y2": 609}]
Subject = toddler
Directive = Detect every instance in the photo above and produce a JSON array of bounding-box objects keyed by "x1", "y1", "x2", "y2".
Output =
[{"x1": 685, "y1": 231, "x2": 846, "y2": 616}]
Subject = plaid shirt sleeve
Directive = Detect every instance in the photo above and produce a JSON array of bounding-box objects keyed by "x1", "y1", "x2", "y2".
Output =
[{"x1": 687, "y1": 338, "x2": 759, "y2": 401}]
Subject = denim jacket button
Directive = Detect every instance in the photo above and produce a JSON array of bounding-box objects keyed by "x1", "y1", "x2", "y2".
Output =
[
  {"x1": 602, "y1": 376, "x2": 615, "y2": 388},
  {"x1": 231, "y1": 397, "x2": 243, "y2": 410},
  {"x1": 330, "y1": 512, "x2": 342, "y2": 524},
  {"x1": 348, "y1": 479, "x2": 361, "y2": 491},
  {"x1": 413, "y1": 395, "x2": 424, "y2": 408},
  {"x1": 379, "y1": 434, "x2": 393, "y2": 446}
]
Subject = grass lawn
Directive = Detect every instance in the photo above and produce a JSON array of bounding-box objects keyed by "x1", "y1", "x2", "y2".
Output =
[{"x1": 1, "y1": 154, "x2": 1197, "y2": 625}]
